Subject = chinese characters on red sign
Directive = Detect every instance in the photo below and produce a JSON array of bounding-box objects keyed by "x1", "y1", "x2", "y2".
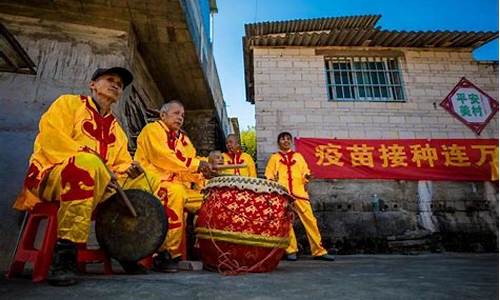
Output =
[
  {"x1": 295, "y1": 138, "x2": 498, "y2": 181},
  {"x1": 440, "y1": 77, "x2": 498, "y2": 135}
]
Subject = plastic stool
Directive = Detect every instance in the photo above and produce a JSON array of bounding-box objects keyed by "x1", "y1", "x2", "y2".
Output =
[
  {"x1": 7, "y1": 202, "x2": 59, "y2": 282},
  {"x1": 76, "y1": 243, "x2": 113, "y2": 275},
  {"x1": 138, "y1": 256, "x2": 153, "y2": 269},
  {"x1": 7, "y1": 202, "x2": 112, "y2": 282}
]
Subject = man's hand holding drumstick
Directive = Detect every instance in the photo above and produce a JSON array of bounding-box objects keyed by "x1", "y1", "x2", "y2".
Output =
[{"x1": 205, "y1": 150, "x2": 248, "y2": 178}]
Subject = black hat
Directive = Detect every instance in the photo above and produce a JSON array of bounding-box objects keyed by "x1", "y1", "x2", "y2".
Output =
[{"x1": 91, "y1": 67, "x2": 133, "y2": 88}]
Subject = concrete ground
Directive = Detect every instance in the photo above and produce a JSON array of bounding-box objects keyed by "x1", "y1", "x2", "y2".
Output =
[{"x1": 0, "y1": 253, "x2": 497, "y2": 300}]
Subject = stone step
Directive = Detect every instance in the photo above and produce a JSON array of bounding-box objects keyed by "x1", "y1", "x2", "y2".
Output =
[
  {"x1": 387, "y1": 239, "x2": 431, "y2": 249},
  {"x1": 387, "y1": 229, "x2": 433, "y2": 241}
]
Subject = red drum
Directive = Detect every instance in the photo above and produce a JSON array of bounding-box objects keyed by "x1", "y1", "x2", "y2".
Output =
[{"x1": 195, "y1": 176, "x2": 293, "y2": 273}]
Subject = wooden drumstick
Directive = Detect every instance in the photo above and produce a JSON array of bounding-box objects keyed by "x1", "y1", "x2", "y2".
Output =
[
  {"x1": 109, "y1": 177, "x2": 138, "y2": 218},
  {"x1": 213, "y1": 163, "x2": 247, "y2": 170},
  {"x1": 88, "y1": 151, "x2": 138, "y2": 217}
]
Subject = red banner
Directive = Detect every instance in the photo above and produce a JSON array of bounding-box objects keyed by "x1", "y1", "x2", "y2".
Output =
[{"x1": 295, "y1": 138, "x2": 498, "y2": 181}]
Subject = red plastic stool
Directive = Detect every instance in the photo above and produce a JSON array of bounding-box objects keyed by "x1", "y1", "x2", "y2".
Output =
[
  {"x1": 7, "y1": 202, "x2": 112, "y2": 282},
  {"x1": 138, "y1": 256, "x2": 153, "y2": 269},
  {"x1": 76, "y1": 243, "x2": 113, "y2": 275},
  {"x1": 7, "y1": 202, "x2": 59, "y2": 282}
]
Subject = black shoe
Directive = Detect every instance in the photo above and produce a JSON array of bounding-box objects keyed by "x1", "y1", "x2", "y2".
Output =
[
  {"x1": 153, "y1": 252, "x2": 180, "y2": 273},
  {"x1": 118, "y1": 260, "x2": 148, "y2": 274},
  {"x1": 47, "y1": 239, "x2": 78, "y2": 286},
  {"x1": 313, "y1": 254, "x2": 336, "y2": 261},
  {"x1": 286, "y1": 253, "x2": 298, "y2": 261}
]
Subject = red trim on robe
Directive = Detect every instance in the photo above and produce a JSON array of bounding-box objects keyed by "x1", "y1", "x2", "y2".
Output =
[
  {"x1": 24, "y1": 163, "x2": 41, "y2": 191},
  {"x1": 158, "y1": 187, "x2": 182, "y2": 229},
  {"x1": 162, "y1": 123, "x2": 192, "y2": 168},
  {"x1": 81, "y1": 96, "x2": 116, "y2": 161},
  {"x1": 60, "y1": 157, "x2": 94, "y2": 201},
  {"x1": 278, "y1": 151, "x2": 309, "y2": 201},
  {"x1": 228, "y1": 151, "x2": 243, "y2": 175}
]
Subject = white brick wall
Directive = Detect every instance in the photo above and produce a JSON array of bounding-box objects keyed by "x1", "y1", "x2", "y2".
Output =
[{"x1": 253, "y1": 47, "x2": 499, "y2": 170}]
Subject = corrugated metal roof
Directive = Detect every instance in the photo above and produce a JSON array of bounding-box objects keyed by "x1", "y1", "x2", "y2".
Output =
[
  {"x1": 247, "y1": 29, "x2": 498, "y2": 48},
  {"x1": 243, "y1": 15, "x2": 499, "y2": 104},
  {"x1": 245, "y1": 15, "x2": 381, "y2": 36}
]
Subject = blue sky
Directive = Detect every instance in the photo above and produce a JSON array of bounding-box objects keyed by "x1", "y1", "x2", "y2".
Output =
[{"x1": 212, "y1": 0, "x2": 499, "y2": 130}]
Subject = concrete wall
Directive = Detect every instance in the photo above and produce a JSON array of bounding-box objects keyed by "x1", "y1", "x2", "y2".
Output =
[
  {"x1": 253, "y1": 46, "x2": 499, "y2": 253},
  {"x1": 184, "y1": 109, "x2": 224, "y2": 157},
  {"x1": 0, "y1": 14, "x2": 163, "y2": 270}
]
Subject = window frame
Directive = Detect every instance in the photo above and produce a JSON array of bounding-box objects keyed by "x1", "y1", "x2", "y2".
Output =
[{"x1": 325, "y1": 56, "x2": 406, "y2": 102}]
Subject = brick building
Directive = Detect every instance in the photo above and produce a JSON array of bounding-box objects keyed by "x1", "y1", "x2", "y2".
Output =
[{"x1": 243, "y1": 15, "x2": 499, "y2": 253}]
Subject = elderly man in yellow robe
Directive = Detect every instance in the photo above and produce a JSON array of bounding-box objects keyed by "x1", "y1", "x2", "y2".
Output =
[
  {"x1": 222, "y1": 134, "x2": 257, "y2": 177},
  {"x1": 265, "y1": 131, "x2": 335, "y2": 262},
  {"x1": 14, "y1": 67, "x2": 160, "y2": 286},
  {"x1": 134, "y1": 100, "x2": 214, "y2": 273}
]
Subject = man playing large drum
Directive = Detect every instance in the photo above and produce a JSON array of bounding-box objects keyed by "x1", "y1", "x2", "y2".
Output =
[
  {"x1": 222, "y1": 134, "x2": 257, "y2": 177},
  {"x1": 134, "y1": 100, "x2": 214, "y2": 273},
  {"x1": 13, "y1": 67, "x2": 162, "y2": 286},
  {"x1": 265, "y1": 132, "x2": 335, "y2": 262}
]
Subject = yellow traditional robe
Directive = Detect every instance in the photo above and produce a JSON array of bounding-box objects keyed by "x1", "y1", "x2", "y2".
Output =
[
  {"x1": 265, "y1": 150, "x2": 327, "y2": 257},
  {"x1": 134, "y1": 121, "x2": 203, "y2": 257},
  {"x1": 12, "y1": 94, "x2": 157, "y2": 243},
  {"x1": 264, "y1": 150, "x2": 310, "y2": 200},
  {"x1": 222, "y1": 151, "x2": 257, "y2": 177},
  {"x1": 491, "y1": 147, "x2": 498, "y2": 181},
  {"x1": 14, "y1": 94, "x2": 132, "y2": 211},
  {"x1": 135, "y1": 121, "x2": 201, "y2": 183}
]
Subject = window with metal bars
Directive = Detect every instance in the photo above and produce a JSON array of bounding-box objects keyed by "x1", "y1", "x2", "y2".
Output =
[{"x1": 325, "y1": 57, "x2": 405, "y2": 101}]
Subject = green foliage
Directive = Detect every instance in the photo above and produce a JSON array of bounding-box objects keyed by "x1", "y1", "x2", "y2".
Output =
[{"x1": 240, "y1": 126, "x2": 256, "y2": 162}]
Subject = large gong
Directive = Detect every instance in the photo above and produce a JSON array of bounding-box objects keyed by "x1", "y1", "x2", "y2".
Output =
[{"x1": 95, "y1": 189, "x2": 167, "y2": 262}]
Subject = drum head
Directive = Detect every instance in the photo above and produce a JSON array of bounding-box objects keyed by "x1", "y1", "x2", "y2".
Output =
[
  {"x1": 95, "y1": 189, "x2": 167, "y2": 262},
  {"x1": 204, "y1": 176, "x2": 293, "y2": 200}
]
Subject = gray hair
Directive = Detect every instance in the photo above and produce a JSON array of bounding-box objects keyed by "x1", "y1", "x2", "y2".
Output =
[
  {"x1": 160, "y1": 100, "x2": 184, "y2": 113},
  {"x1": 208, "y1": 150, "x2": 222, "y2": 164},
  {"x1": 208, "y1": 150, "x2": 222, "y2": 158}
]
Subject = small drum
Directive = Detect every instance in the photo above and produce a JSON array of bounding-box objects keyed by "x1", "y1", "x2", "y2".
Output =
[
  {"x1": 95, "y1": 189, "x2": 167, "y2": 262},
  {"x1": 196, "y1": 176, "x2": 294, "y2": 273}
]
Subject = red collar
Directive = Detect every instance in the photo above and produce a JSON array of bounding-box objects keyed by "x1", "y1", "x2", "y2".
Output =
[
  {"x1": 159, "y1": 122, "x2": 179, "y2": 150},
  {"x1": 228, "y1": 151, "x2": 243, "y2": 164},
  {"x1": 228, "y1": 150, "x2": 241, "y2": 158},
  {"x1": 162, "y1": 123, "x2": 188, "y2": 146},
  {"x1": 158, "y1": 121, "x2": 190, "y2": 164},
  {"x1": 278, "y1": 151, "x2": 296, "y2": 166}
]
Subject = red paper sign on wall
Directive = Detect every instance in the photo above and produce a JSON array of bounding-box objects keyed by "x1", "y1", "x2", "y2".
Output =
[{"x1": 295, "y1": 138, "x2": 498, "y2": 181}]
